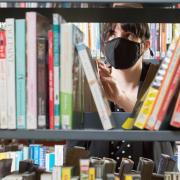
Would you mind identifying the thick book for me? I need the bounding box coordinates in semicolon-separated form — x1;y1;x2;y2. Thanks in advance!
37;37;48;129
76;43;115;130
60;24;84;129
26;12;50;129
5;18;16;129
16;19;26;129
0;27;8;129
170;92;180;128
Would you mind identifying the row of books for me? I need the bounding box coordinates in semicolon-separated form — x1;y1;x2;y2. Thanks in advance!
0;143;66;172
0;2;111;8
0;146;178;180
0;2;180;8
122;36;180;131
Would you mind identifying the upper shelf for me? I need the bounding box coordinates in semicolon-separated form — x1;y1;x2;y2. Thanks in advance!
0;0;179;3
0;8;180;22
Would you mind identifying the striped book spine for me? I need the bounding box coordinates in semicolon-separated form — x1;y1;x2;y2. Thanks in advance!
16;19;26;129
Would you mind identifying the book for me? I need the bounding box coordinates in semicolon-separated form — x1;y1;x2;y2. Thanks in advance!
62;167;73;180
80;159;90;180
60;24;84;129
40;173;52;180
16;19;26;129
37;36;48;129
53;14;63;129
26;12;50;129
88;167;95;180
170;92;180;128
156;62;180;128
48;30;54;129
0;27;8;129
5;18;16;129
76;43;115;130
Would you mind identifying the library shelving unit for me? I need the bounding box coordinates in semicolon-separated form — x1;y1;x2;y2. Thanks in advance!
0;0;179;142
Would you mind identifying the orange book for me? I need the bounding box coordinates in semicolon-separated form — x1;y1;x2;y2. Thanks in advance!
170;92;180;128
160;23;167;58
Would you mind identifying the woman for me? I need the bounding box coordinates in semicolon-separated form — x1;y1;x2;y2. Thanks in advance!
95;23;175;171
85;23;154;172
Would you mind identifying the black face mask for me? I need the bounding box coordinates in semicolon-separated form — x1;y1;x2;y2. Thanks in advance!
104;37;144;69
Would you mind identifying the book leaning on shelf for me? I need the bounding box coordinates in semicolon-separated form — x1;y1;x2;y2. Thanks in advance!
76;43;115;130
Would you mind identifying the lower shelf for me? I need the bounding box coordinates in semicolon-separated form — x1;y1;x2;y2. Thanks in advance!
0;129;179;141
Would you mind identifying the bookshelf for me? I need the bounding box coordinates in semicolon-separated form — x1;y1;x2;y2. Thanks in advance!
0;1;179;142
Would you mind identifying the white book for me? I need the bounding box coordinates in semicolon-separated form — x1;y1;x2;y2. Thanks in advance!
76;43;115;130
55;145;65;166
41;173;52;180
5;18;16;129
9;151;16;172
0;28;8;129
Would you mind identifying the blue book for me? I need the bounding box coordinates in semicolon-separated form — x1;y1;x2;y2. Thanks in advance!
49;153;55;172
29;144;35;162
16;151;23;171
16;19;26;129
33;144;41;165
39;146;46;168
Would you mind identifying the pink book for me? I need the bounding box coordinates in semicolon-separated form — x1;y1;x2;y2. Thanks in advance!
26;12;50;129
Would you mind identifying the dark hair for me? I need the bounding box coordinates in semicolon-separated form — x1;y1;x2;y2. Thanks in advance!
101;23;150;51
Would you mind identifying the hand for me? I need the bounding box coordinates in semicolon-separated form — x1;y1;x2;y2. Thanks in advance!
98;61;124;104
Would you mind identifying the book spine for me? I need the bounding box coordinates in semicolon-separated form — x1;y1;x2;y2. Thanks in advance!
45;153;50;172
16;19;26;129
60;24;73;130
76;43;114;130
6;18;16;129
160;23;167;58
15;151;23;171
80;159;90;180
33;144;40;165
22;146;29;160
55;145;64;166
39;146;46;168
62;167;71;180
37;37;48;129
155;23;160;60
26;12;37;129
49;153;55;172
150;23;156;58
156;63;180;125
153;38;180;130
48;30;54;129
88;167;95;180
0;29;7;129
166;23;172;44
170;92;180;127
134;87;159;129
53;14;60;129
9;152;16;172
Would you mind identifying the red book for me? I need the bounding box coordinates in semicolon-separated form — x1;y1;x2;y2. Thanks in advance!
156;62;180;125
170;92;180;128
48;30;54;129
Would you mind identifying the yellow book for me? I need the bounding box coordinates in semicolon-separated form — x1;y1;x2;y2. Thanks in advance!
134;87;159;129
62;167;72;180
125;175;133;180
0;152;8;160
88;167;95;180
